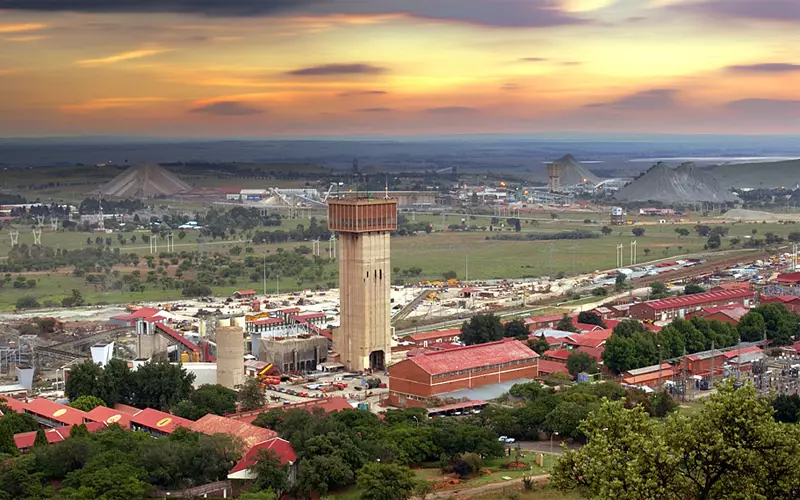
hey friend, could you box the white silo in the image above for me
[216,326,244,390]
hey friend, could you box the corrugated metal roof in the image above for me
[130,408,193,434]
[625,363,673,377]
[531,328,575,339]
[229,438,296,476]
[26,398,88,426]
[113,403,143,416]
[408,329,461,342]
[408,339,538,376]
[190,414,277,448]
[777,272,800,283]
[85,405,132,427]
[565,330,613,348]
[639,289,753,311]
[0,396,28,414]
[537,359,570,375]
[225,396,354,424]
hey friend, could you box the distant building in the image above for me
[629,289,755,322]
[622,363,676,388]
[388,339,539,408]
[687,305,750,325]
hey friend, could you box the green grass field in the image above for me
[0,214,783,311]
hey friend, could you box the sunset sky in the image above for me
[0,0,799,137]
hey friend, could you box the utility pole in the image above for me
[465,254,469,282]
[658,343,662,390]
[630,240,637,266]
[710,339,715,389]
[263,253,267,296]
[548,245,553,276]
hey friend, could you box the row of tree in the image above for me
[603,303,799,374]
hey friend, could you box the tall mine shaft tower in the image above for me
[328,196,397,372]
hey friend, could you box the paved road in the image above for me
[517,440,580,455]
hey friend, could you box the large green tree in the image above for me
[69,395,106,412]
[460,314,504,345]
[250,450,289,496]
[357,463,419,500]
[130,360,195,411]
[556,314,579,333]
[239,377,267,412]
[173,384,236,420]
[577,311,606,328]
[742,303,796,345]
[566,352,599,377]
[553,382,800,500]
[504,319,530,339]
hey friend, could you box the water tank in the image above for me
[611,207,623,216]
[216,326,245,390]
[218,317,232,327]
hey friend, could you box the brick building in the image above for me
[405,328,462,348]
[762,295,800,314]
[629,288,755,322]
[687,305,750,325]
[388,339,538,408]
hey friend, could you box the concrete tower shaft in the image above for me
[329,197,397,372]
[216,326,245,389]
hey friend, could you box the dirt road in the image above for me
[428,474,550,499]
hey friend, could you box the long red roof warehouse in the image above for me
[130,408,193,434]
[26,398,89,426]
[637,289,753,311]
[190,414,277,448]
[408,339,538,375]
[228,438,297,479]
[85,405,133,427]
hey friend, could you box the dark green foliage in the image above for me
[489,230,599,241]
[650,282,670,299]
[0,407,38,434]
[772,394,800,423]
[460,314,505,345]
[33,429,48,448]
[603,317,739,374]
[577,311,606,328]
[528,336,550,355]
[250,450,289,495]
[173,384,236,420]
[239,377,267,411]
[566,352,599,376]
[65,359,194,411]
[740,303,797,345]
[0,420,17,456]
[683,283,706,295]
[503,319,529,338]
[357,462,420,500]
[556,314,578,333]
[69,395,106,412]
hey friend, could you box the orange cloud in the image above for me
[76,48,170,66]
[0,23,46,33]
[60,97,172,113]
[5,35,49,42]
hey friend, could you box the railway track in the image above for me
[631,250,768,287]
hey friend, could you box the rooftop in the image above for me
[564,329,613,348]
[625,363,674,377]
[407,328,461,342]
[697,305,750,322]
[226,396,354,424]
[427,400,487,414]
[406,339,538,376]
[543,349,572,361]
[638,289,753,311]
[130,407,193,434]
[777,272,800,283]
[229,438,296,478]
[537,359,570,375]
[26,398,88,426]
[190,414,277,448]
[85,405,133,427]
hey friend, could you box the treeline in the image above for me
[603,303,799,374]
[1,245,140,273]
[0,424,239,499]
[78,198,144,215]
[489,230,600,241]
[251,403,505,497]
[484,380,677,441]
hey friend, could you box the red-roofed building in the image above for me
[113,403,144,416]
[24,398,89,428]
[777,272,800,287]
[524,314,565,330]
[228,438,297,481]
[683,350,727,377]
[226,396,354,425]
[0,396,28,414]
[688,305,750,325]
[573,323,603,333]
[629,289,755,322]
[85,405,133,428]
[190,414,277,448]
[388,339,538,407]
[537,359,570,376]
[563,330,613,349]
[622,363,677,388]
[234,289,256,299]
[109,307,171,327]
[543,349,572,362]
[762,295,800,314]
[406,329,461,348]
[130,408,193,437]
[576,346,605,361]
[14,421,108,453]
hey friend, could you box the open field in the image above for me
[0,214,789,310]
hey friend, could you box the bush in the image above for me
[16,296,40,310]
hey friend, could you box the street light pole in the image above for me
[550,431,558,454]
